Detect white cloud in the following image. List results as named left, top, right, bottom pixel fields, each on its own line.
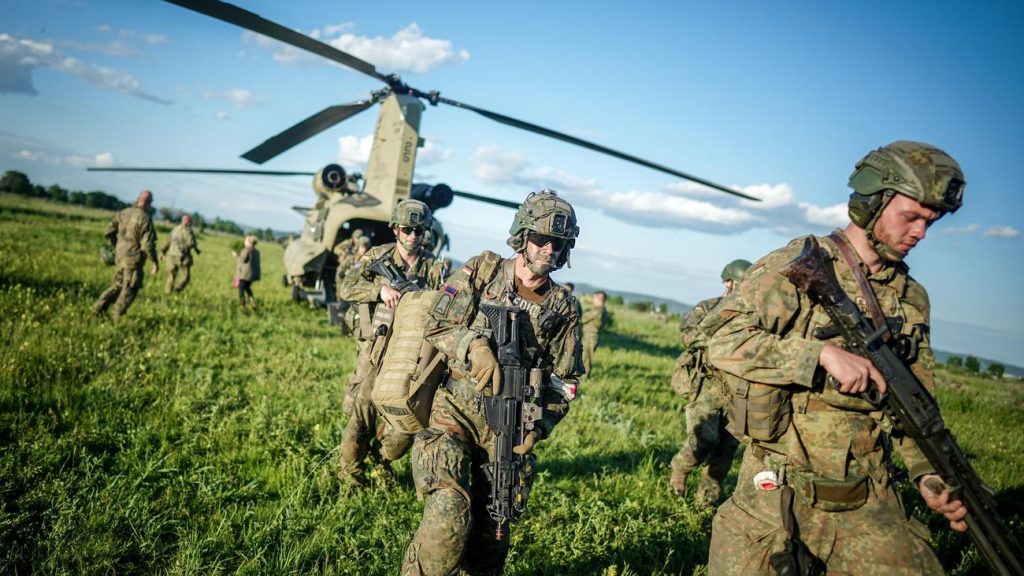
left=243, top=23, right=469, bottom=74
left=740, top=183, right=794, bottom=209
left=0, top=33, right=171, bottom=104
left=10, top=147, right=115, bottom=167
left=470, top=145, right=849, bottom=234
left=984, top=225, right=1020, bottom=239
left=215, top=111, right=230, bottom=120
left=799, top=202, right=848, bottom=228
left=417, top=138, right=453, bottom=165
left=941, top=223, right=979, bottom=235
left=201, top=88, right=262, bottom=109
left=338, top=134, right=374, bottom=167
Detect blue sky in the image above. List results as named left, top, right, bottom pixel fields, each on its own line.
left=3, top=1, right=1022, bottom=364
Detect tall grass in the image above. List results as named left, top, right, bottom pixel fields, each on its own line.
left=1, top=194, right=1020, bottom=575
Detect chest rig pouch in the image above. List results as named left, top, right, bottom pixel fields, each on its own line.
left=725, top=376, right=793, bottom=443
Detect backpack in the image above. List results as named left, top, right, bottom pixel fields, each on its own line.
left=371, top=250, right=504, bottom=434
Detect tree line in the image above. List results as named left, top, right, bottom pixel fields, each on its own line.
left=2, top=169, right=280, bottom=242
left=946, top=354, right=1007, bottom=379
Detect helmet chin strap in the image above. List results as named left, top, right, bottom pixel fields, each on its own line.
left=864, top=191, right=904, bottom=263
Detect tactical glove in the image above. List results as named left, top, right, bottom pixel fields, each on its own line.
left=512, top=430, right=539, bottom=455
left=468, top=338, right=501, bottom=395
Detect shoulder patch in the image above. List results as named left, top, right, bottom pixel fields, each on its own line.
left=432, top=284, right=459, bottom=316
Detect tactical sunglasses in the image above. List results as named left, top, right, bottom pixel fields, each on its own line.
left=399, top=226, right=425, bottom=236
left=527, top=233, right=565, bottom=251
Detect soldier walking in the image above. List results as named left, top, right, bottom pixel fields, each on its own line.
left=668, top=259, right=750, bottom=507
left=580, top=289, right=609, bottom=378
left=335, top=200, right=447, bottom=490
left=160, top=214, right=200, bottom=293
left=234, top=235, right=260, bottom=309
left=702, top=141, right=968, bottom=575
left=401, top=190, right=582, bottom=576
left=94, top=190, right=158, bottom=320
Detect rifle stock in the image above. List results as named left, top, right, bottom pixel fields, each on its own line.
left=781, top=237, right=1024, bottom=576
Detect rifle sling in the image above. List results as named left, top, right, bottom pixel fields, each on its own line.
left=827, top=232, right=891, bottom=343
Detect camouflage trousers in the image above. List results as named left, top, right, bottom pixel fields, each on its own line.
left=94, top=266, right=144, bottom=320
left=670, top=380, right=738, bottom=503
left=707, top=448, right=943, bottom=576
left=165, top=257, right=191, bottom=293
left=582, top=332, right=599, bottom=377
left=402, top=381, right=523, bottom=576
left=339, top=343, right=413, bottom=483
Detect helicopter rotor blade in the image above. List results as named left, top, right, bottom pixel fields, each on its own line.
left=88, top=167, right=315, bottom=176
left=452, top=190, right=520, bottom=210
left=242, top=101, right=376, bottom=164
left=163, top=0, right=389, bottom=84
left=437, top=96, right=758, bottom=202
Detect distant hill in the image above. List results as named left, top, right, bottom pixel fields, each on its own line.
left=933, top=349, right=1024, bottom=379
left=569, top=281, right=692, bottom=316
left=568, top=282, right=1022, bottom=375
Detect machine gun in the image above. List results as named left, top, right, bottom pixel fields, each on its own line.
left=479, top=303, right=543, bottom=541
left=782, top=237, right=1024, bottom=576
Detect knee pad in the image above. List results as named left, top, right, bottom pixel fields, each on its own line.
left=411, top=428, right=472, bottom=501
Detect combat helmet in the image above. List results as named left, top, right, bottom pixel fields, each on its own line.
left=390, top=199, right=431, bottom=228
left=720, top=259, right=752, bottom=282
left=848, top=141, right=965, bottom=230
left=506, top=189, right=580, bottom=269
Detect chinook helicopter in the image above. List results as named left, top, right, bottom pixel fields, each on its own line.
left=92, top=0, right=757, bottom=304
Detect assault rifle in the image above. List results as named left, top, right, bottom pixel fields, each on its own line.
left=367, top=253, right=420, bottom=294
left=479, top=303, right=543, bottom=541
left=364, top=253, right=421, bottom=339
left=782, top=237, right=1024, bottom=576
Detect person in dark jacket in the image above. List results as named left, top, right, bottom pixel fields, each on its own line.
left=233, top=235, right=261, bottom=309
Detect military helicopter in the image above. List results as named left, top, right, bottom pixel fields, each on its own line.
left=92, top=0, right=757, bottom=304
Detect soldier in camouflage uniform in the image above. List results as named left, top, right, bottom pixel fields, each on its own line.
left=332, top=229, right=365, bottom=270
left=669, top=259, right=750, bottom=506
left=336, top=200, right=447, bottom=489
left=702, top=142, right=968, bottom=575
left=160, top=214, right=201, bottom=293
left=580, top=290, right=610, bottom=377
left=401, top=190, right=582, bottom=576
left=94, top=190, right=158, bottom=320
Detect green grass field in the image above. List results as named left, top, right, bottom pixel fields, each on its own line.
left=2, top=193, right=1022, bottom=575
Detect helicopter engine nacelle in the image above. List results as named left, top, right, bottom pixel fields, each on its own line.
left=411, top=183, right=454, bottom=211
left=313, top=164, right=349, bottom=200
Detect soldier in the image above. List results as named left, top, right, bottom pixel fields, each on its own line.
left=336, top=199, right=447, bottom=490
left=668, top=259, right=750, bottom=507
left=234, top=235, right=261, bottom=309
left=332, top=229, right=365, bottom=269
left=94, top=189, right=158, bottom=320
left=702, top=141, right=968, bottom=575
left=160, top=214, right=201, bottom=293
left=581, top=290, right=610, bottom=378
left=401, top=189, right=582, bottom=576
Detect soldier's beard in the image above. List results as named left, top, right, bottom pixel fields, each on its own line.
left=524, top=252, right=555, bottom=275
left=868, top=226, right=906, bottom=263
